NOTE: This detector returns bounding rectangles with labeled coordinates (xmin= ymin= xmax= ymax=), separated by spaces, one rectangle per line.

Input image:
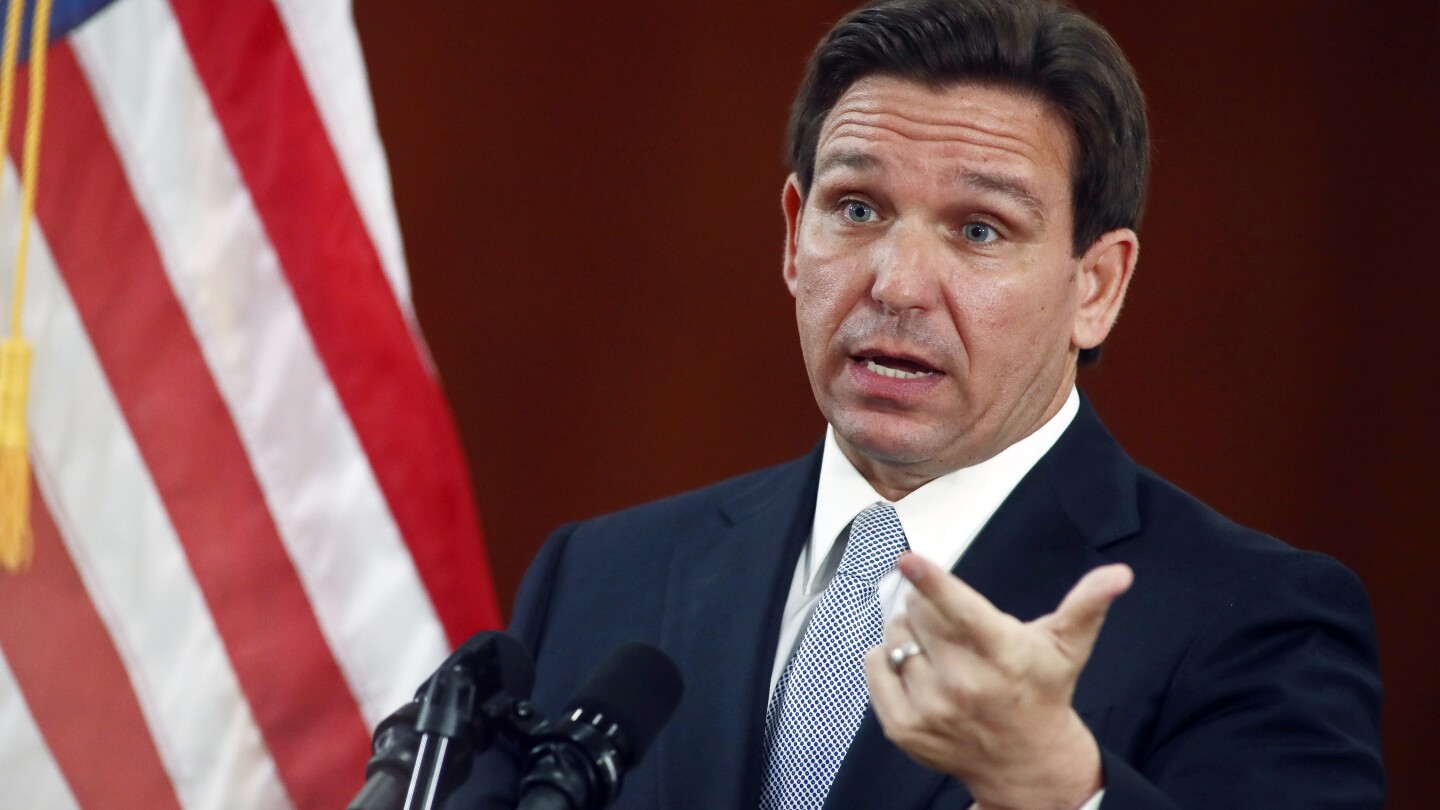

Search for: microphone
xmin=349 ymin=631 xmax=536 ymax=810
xmin=518 ymin=642 xmax=684 ymax=810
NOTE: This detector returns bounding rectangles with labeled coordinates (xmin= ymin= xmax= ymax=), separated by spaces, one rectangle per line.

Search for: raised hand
xmin=864 ymin=553 xmax=1133 ymax=810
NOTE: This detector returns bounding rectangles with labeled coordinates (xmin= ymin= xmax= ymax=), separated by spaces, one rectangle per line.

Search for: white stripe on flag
xmin=13 ymin=176 xmax=292 ymax=810
xmin=71 ymin=0 xmax=449 ymax=726
xmin=271 ymin=0 xmax=416 ymax=319
xmin=0 ymin=648 xmax=82 ymax=810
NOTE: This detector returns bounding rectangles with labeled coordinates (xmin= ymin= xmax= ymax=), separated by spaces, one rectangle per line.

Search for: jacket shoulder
xmin=1122 ymin=463 xmax=1352 ymax=601
xmin=508 ymin=449 xmax=818 ymax=645
xmin=565 ymin=450 xmax=819 ymax=545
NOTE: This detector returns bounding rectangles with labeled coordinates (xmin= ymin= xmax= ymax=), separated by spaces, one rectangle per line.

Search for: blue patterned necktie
xmin=759 ymin=502 xmax=910 ymax=810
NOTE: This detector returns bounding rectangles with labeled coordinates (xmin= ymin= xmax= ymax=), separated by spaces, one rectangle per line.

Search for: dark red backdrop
xmin=355 ymin=2 xmax=1438 ymax=802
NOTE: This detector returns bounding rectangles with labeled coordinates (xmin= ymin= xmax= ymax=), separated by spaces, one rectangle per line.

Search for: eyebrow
xmin=957 ymin=170 xmax=1047 ymax=223
xmin=813 ymin=149 xmax=880 ymax=180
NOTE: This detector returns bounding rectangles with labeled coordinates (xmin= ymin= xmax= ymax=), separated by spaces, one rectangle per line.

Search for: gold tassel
xmin=0 ymin=0 xmax=54 ymax=571
xmin=0 ymin=336 xmax=30 ymax=569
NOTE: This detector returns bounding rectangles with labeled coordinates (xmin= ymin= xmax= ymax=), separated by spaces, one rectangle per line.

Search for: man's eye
xmin=842 ymin=201 xmax=877 ymax=223
xmin=961 ymin=222 xmax=999 ymax=243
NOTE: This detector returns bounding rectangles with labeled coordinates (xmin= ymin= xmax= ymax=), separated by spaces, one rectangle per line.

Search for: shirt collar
xmin=805 ymin=387 xmax=1080 ymax=593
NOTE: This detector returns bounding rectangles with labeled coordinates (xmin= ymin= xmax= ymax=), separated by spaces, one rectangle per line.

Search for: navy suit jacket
xmin=446 ymin=398 xmax=1385 ymax=808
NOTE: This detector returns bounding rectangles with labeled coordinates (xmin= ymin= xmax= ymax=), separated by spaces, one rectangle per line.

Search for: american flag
xmin=0 ymin=0 xmax=500 ymax=807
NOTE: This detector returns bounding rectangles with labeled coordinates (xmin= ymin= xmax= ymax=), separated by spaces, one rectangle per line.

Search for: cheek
xmin=944 ymin=270 xmax=1074 ymax=368
xmin=944 ymin=275 xmax=1014 ymax=346
xmin=795 ymin=269 xmax=847 ymax=315
xmin=793 ymin=245 xmax=864 ymax=335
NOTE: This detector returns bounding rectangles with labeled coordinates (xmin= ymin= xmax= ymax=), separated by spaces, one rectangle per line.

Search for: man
xmin=446 ymin=1 xmax=1385 ymax=807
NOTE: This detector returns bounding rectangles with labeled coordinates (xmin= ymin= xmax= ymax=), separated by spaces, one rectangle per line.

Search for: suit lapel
xmin=657 ymin=447 xmax=821 ymax=810
xmin=825 ymin=398 xmax=1139 ymax=810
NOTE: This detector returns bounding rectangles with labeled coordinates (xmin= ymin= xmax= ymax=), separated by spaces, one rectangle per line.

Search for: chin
xmin=830 ymin=411 xmax=949 ymax=468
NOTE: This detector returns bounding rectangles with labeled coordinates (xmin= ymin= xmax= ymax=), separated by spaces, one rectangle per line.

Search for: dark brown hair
xmin=787 ymin=0 xmax=1149 ymax=363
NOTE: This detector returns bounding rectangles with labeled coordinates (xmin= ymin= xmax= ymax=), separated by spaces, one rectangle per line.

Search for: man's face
xmin=782 ymin=77 xmax=1135 ymax=495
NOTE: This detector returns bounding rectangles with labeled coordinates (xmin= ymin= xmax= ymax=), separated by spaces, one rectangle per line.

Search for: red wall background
xmin=354 ymin=2 xmax=1438 ymax=802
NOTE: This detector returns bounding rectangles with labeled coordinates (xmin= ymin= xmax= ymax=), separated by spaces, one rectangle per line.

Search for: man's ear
xmin=1072 ymin=228 xmax=1139 ymax=352
xmin=782 ymin=174 xmax=804 ymax=297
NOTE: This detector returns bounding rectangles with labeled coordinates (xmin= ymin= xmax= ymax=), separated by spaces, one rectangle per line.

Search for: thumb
xmin=1047 ymin=563 xmax=1133 ymax=659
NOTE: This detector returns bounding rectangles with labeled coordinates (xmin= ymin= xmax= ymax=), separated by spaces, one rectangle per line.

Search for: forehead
xmin=813 ymin=76 xmax=1073 ymax=199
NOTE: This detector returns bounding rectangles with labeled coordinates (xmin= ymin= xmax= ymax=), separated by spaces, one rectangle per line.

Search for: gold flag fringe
xmin=0 ymin=336 xmax=30 ymax=568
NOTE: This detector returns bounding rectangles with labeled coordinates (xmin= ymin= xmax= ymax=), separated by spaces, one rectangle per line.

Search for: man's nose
xmin=870 ymin=224 xmax=943 ymax=313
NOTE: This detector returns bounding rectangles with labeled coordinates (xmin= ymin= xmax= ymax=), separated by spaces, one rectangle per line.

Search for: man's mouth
xmin=855 ymin=355 xmax=939 ymax=380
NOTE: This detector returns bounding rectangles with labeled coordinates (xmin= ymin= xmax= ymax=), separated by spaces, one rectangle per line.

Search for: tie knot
xmin=837 ymin=503 xmax=908 ymax=584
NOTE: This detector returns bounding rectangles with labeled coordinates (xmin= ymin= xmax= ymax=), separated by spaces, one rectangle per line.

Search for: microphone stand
xmin=349 ymin=631 xmax=540 ymax=810
xmin=404 ymin=664 xmax=476 ymax=810
xmin=403 ymin=668 xmax=549 ymax=810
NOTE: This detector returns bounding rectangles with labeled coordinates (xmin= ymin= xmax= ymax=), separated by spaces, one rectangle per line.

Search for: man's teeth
xmin=864 ymin=358 xmax=935 ymax=379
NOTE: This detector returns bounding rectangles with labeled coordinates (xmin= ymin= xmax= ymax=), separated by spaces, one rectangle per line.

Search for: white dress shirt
xmin=766 ymin=387 xmax=1103 ymax=810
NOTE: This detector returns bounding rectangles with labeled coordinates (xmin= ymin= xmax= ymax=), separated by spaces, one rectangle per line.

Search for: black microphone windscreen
xmin=426 ymin=630 xmax=536 ymax=700
xmin=567 ymin=642 xmax=683 ymax=762
xmin=482 ymin=632 xmax=537 ymax=698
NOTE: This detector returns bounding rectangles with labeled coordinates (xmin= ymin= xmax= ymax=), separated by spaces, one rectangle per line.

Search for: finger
xmin=1047 ymin=563 xmax=1133 ymax=658
xmin=880 ymin=614 xmax=943 ymax=694
xmin=882 ymin=608 xmax=918 ymax=649
xmin=904 ymin=588 xmax=988 ymax=666
xmin=864 ymin=645 xmax=919 ymax=730
xmin=897 ymin=552 xmax=1008 ymax=653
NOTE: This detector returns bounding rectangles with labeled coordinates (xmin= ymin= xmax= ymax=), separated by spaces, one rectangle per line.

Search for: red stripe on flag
xmin=21 ymin=46 xmax=370 ymax=808
xmin=165 ymin=0 xmax=500 ymax=642
xmin=0 ymin=483 xmax=185 ymax=810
